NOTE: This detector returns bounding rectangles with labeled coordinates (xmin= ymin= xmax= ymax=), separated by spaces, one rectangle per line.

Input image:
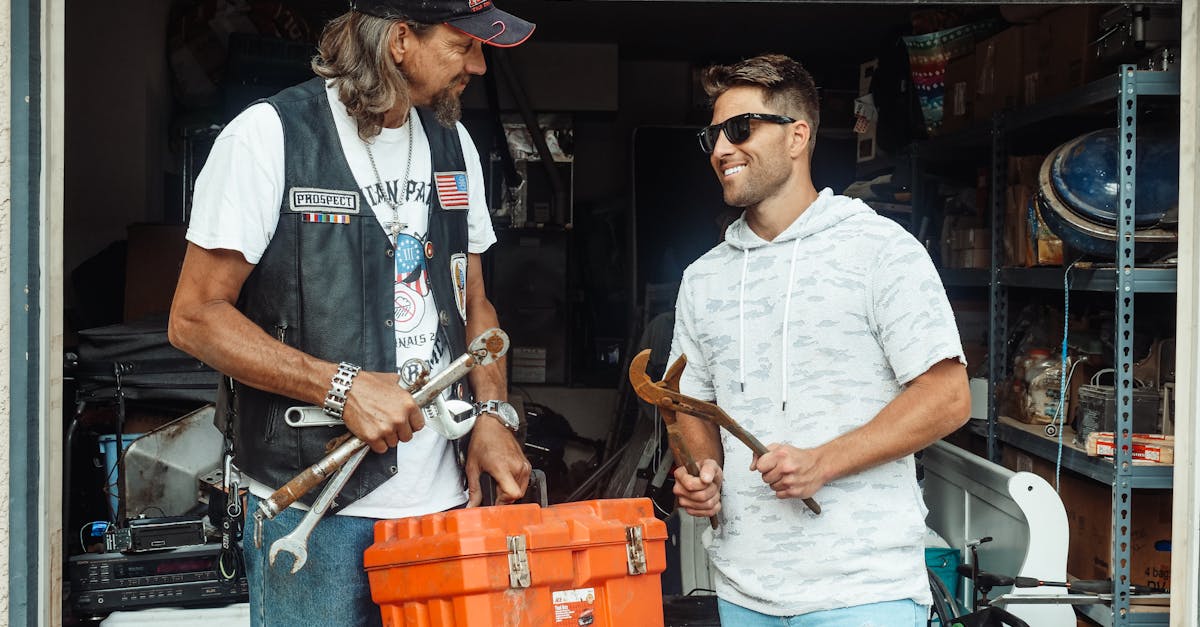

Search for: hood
xmin=724 ymin=188 xmax=874 ymax=410
xmin=723 ymin=188 xmax=873 ymax=249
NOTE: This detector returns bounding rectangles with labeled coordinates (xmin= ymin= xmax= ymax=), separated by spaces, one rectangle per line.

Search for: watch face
xmin=495 ymin=402 xmax=520 ymax=429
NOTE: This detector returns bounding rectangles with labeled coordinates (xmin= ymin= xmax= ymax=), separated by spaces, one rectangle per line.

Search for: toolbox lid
xmin=363 ymin=498 xmax=667 ymax=570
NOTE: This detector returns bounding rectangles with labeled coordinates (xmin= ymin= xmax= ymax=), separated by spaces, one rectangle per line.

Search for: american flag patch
xmin=434 ymin=171 xmax=470 ymax=209
xmin=302 ymin=213 xmax=351 ymax=224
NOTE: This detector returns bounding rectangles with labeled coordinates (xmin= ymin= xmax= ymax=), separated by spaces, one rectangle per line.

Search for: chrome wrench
xmin=267 ymin=446 xmax=368 ymax=574
xmin=286 ymin=399 xmax=476 ymax=439
xmin=255 ymin=328 xmax=509 ymax=521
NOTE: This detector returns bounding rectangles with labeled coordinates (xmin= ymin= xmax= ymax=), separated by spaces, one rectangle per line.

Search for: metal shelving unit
xmin=991 ymin=418 xmax=1174 ymax=489
xmin=915 ymin=66 xmax=1182 ymax=627
xmin=979 ymin=66 xmax=1180 ymax=627
xmin=996 ymin=266 xmax=1177 ymax=292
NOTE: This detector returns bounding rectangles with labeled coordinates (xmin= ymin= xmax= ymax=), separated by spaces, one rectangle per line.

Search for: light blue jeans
xmin=717 ymin=598 xmax=927 ymax=626
xmin=243 ymin=493 xmax=381 ymax=627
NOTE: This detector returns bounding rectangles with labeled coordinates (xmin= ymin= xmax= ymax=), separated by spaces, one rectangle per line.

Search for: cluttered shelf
xmin=1078 ymin=600 xmax=1171 ymax=627
xmin=1003 ymin=69 xmax=1181 ymax=132
xmin=919 ymin=70 xmax=1180 ymax=154
xmin=987 ymin=416 xmax=1174 ymax=490
xmin=997 ymin=265 xmax=1178 ymax=293
xmin=938 ymin=268 xmax=989 ymax=287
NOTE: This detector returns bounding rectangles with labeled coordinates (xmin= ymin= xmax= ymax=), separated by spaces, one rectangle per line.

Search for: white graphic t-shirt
xmin=187 ymin=82 xmax=495 ymax=518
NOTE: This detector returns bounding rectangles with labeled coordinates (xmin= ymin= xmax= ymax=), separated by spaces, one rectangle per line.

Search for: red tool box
xmin=365 ymin=498 xmax=668 ymax=627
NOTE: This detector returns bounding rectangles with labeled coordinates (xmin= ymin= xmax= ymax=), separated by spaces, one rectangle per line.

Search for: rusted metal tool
xmin=628 ymin=349 xmax=821 ymax=526
xmin=254 ymin=328 xmax=509 ymax=523
xmin=268 ymin=446 xmax=368 ymax=574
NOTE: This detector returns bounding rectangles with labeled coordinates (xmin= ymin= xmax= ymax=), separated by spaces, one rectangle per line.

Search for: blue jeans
xmin=717 ymin=598 xmax=927 ymax=626
xmin=243 ymin=493 xmax=381 ymax=627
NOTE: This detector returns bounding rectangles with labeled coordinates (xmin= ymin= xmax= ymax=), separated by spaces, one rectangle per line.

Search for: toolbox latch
xmin=506 ymin=535 xmax=531 ymax=589
xmin=625 ymin=526 xmax=647 ymax=575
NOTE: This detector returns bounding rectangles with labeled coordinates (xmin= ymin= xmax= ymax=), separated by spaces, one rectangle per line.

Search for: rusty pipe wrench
xmin=628 ymin=349 xmax=822 ymax=525
xmin=267 ymin=446 xmax=368 ymax=574
xmin=254 ymin=328 xmax=509 ymax=522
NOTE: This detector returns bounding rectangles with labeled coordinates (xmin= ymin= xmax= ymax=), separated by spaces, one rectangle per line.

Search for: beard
xmin=721 ymin=152 xmax=791 ymax=209
xmin=430 ymin=76 xmax=469 ymax=127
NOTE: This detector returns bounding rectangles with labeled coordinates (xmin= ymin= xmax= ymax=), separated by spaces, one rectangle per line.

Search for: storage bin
xmin=365 ymin=498 xmax=667 ymax=627
xmin=98 ymin=433 xmax=142 ymax=521
xmin=1075 ymin=384 xmax=1162 ymax=442
xmin=925 ymin=547 xmax=961 ymax=600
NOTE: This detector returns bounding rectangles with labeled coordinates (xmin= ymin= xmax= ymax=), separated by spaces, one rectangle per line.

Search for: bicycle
xmin=928 ymin=536 xmax=1162 ymax=627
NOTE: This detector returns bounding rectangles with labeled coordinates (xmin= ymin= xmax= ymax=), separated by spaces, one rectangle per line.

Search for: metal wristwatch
xmin=474 ymin=400 xmax=520 ymax=432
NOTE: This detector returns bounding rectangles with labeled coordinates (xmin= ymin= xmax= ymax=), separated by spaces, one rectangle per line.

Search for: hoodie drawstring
xmin=738 ymin=249 xmax=748 ymax=392
xmin=780 ymin=238 xmax=801 ymax=411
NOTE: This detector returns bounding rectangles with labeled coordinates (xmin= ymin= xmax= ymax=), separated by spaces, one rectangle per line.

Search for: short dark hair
xmin=701 ymin=53 xmax=820 ymax=140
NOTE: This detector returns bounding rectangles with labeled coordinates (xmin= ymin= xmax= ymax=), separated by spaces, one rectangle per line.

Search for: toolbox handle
xmin=1090 ymin=368 xmax=1151 ymax=388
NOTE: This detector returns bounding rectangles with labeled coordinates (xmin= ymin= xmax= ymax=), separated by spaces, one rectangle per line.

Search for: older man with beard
xmin=168 ymin=2 xmax=534 ymax=624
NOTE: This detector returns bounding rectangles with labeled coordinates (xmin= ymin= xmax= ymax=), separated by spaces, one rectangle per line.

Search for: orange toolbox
xmin=365 ymin=497 xmax=668 ymax=627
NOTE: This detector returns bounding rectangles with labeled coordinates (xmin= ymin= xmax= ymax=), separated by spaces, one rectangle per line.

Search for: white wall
xmin=0 ymin=0 xmax=13 ymax=615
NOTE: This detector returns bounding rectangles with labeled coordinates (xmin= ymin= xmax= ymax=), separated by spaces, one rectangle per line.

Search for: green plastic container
xmin=925 ymin=547 xmax=961 ymax=599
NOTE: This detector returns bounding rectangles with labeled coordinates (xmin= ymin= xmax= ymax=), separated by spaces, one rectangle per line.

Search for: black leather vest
xmin=221 ymin=78 xmax=471 ymax=512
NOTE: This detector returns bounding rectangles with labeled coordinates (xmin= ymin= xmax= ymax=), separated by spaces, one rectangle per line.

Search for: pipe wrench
xmin=628 ymin=349 xmax=822 ymax=528
xmin=254 ymin=328 xmax=509 ymax=523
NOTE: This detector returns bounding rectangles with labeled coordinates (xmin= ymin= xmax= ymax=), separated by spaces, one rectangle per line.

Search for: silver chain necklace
xmin=364 ymin=113 xmax=414 ymax=239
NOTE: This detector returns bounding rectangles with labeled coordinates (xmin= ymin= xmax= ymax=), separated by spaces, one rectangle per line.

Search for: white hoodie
xmin=669 ymin=188 xmax=964 ymax=615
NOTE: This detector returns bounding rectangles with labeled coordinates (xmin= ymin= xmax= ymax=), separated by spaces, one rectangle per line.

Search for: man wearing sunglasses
xmin=668 ymin=54 xmax=970 ymax=626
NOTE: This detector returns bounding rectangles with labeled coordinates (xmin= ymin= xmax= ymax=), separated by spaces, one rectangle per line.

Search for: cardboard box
xmin=1001 ymin=450 xmax=1173 ymax=590
xmin=1033 ymin=6 xmax=1107 ymax=102
xmin=1019 ymin=24 xmax=1042 ymax=105
xmin=960 ymin=248 xmax=991 ymax=269
xmin=1085 ymin=432 xmax=1175 ymax=464
xmin=974 ymin=27 xmax=1026 ymax=120
xmin=942 ymin=52 xmax=975 ymax=132
xmin=998 ymin=154 xmax=1046 ymax=265
xmin=124 ymin=224 xmax=188 ymax=322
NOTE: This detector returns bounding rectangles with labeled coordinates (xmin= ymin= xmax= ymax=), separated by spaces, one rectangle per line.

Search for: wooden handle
xmin=259 ymin=438 xmax=367 ymax=518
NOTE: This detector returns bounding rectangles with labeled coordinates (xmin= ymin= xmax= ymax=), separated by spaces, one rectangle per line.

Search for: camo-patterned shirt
xmin=669 ymin=188 xmax=964 ymax=616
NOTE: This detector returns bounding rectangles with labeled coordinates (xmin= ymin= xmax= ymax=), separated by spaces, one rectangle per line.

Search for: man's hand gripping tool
xmin=254 ymin=328 xmax=509 ymax=528
xmin=628 ymin=349 xmax=821 ymax=528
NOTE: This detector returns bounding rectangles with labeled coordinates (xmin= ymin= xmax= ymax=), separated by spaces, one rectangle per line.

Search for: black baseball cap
xmin=352 ymin=0 xmax=535 ymax=47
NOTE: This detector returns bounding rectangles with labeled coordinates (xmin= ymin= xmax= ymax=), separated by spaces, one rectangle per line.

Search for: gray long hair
xmin=312 ymin=11 xmax=432 ymax=141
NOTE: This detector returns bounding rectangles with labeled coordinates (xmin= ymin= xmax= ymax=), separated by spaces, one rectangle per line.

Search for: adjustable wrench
xmin=268 ymin=446 xmax=368 ymax=574
xmin=255 ymin=328 xmax=509 ymax=521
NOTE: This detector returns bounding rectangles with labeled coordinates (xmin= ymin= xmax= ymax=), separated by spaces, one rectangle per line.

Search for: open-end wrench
xmin=255 ymin=328 xmax=509 ymax=521
xmin=268 ymin=446 xmax=368 ymax=574
xmin=285 ymin=399 xmax=476 ymax=439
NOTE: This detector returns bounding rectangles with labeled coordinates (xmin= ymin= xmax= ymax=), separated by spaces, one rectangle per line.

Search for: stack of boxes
xmin=943 ymin=7 xmax=1105 ymax=133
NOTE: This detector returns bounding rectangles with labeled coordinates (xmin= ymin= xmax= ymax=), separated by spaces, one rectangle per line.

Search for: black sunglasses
xmin=697 ymin=112 xmax=797 ymax=153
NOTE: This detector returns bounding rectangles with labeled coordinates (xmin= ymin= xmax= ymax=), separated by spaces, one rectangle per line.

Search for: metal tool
xmin=286 ymin=398 xmax=475 ymax=438
xmin=268 ymin=447 xmax=368 ymax=574
xmin=255 ymin=328 xmax=509 ymax=521
xmin=628 ymin=349 xmax=822 ymax=527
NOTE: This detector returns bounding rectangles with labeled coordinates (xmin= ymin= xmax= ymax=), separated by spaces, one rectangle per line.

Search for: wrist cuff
xmin=323 ymin=362 xmax=361 ymax=419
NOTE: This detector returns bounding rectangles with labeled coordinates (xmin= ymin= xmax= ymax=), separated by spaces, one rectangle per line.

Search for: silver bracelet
xmin=323 ymin=362 xmax=361 ymax=419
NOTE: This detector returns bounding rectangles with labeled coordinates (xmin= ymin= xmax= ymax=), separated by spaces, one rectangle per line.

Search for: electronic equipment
xmin=69 ymin=544 xmax=247 ymax=615
xmin=105 ymin=516 xmax=207 ymax=553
